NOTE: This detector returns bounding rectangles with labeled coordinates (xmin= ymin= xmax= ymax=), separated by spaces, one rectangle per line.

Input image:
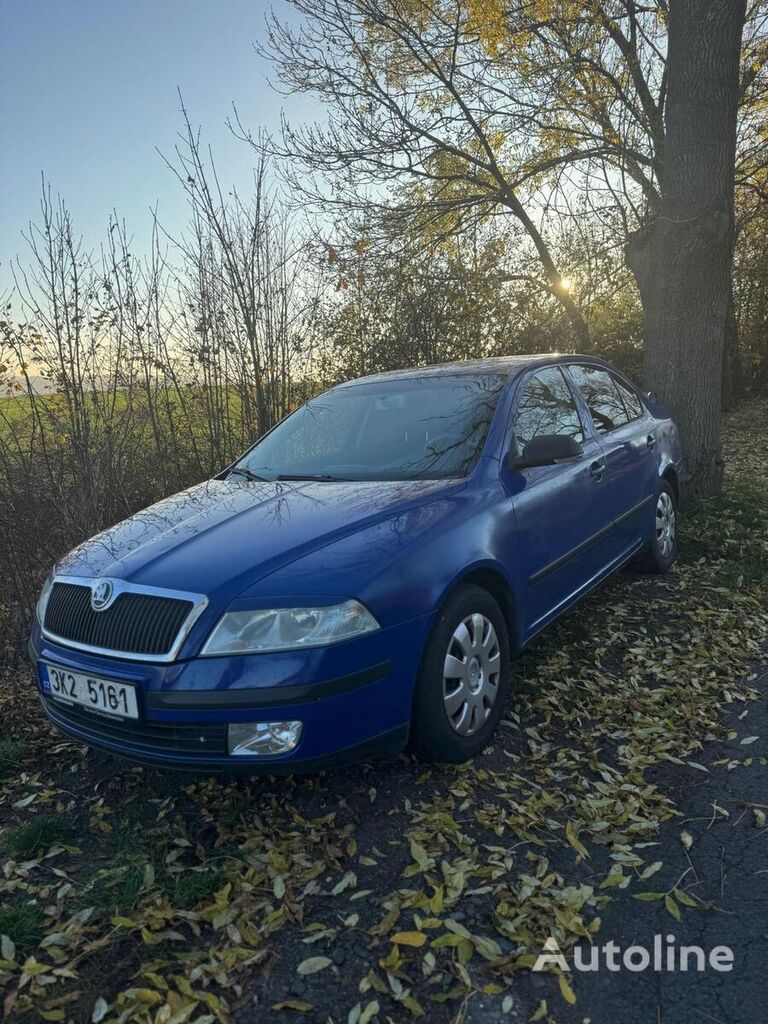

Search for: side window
xmin=514 ymin=367 xmax=584 ymax=449
xmin=612 ymin=375 xmax=644 ymax=420
xmin=569 ymin=364 xmax=629 ymax=434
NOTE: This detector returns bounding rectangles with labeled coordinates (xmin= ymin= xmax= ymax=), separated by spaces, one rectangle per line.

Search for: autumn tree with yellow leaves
xmin=265 ymin=0 xmax=767 ymax=497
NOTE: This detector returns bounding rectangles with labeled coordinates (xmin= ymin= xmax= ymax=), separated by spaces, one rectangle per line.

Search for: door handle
xmin=646 ymin=433 xmax=656 ymax=451
xmin=590 ymin=458 xmax=606 ymax=482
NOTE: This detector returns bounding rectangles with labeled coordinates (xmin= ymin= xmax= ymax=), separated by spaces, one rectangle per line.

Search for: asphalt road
xmin=497 ymin=662 xmax=768 ymax=1024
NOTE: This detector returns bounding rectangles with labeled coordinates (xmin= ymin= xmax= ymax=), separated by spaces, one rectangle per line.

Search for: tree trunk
xmin=626 ymin=0 xmax=746 ymax=500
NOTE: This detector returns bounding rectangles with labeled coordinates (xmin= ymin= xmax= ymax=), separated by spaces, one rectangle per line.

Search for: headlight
xmin=201 ymin=599 xmax=380 ymax=655
xmin=36 ymin=572 xmax=55 ymax=624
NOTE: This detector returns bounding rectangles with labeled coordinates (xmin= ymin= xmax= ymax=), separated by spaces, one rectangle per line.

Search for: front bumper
xmin=28 ymin=613 xmax=432 ymax=772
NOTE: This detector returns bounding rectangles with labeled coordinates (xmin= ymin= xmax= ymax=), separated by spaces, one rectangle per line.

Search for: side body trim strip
xmin=529 ymin=494 xmax=653 ymax=584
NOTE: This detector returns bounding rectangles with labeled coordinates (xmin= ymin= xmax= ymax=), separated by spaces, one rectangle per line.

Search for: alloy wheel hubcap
xmin=656 ymin=491 xmax=676 ymax=558
xmin=443 ymin=613 xmax=501 ymax=736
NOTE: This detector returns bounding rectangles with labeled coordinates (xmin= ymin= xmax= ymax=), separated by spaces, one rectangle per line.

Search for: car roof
xmin=335 ymin=353 xmax=610 ymax=388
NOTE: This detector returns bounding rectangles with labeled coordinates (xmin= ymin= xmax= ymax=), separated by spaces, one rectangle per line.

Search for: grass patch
xmin=682 ymin=479 xmax=768 ymax=587
xmin=84 ymin=860 xmax=223 ymax=914
xmin=165 ymin=869 xmax=223 ymax=909
xmin=85 ymin=862 xmax=147 ymax=914
xmin=0 ymin=740 xmax=26 ymax=780
xmin=5 ymin=814 xmax=76 ymax=858
xmin=0 ymin=904 xmax=44 ymax=954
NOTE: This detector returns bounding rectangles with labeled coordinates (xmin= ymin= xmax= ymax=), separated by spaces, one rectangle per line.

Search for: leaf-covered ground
xmin=1 ymin=403 xmax=767 ymax=1024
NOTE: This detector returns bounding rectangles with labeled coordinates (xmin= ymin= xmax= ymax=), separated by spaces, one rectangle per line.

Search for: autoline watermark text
xmin=533 ymin=934 xmax=734 ymax=973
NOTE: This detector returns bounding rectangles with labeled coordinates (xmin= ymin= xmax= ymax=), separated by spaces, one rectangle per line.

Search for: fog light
xmin=228 ymin=721 xmax=303 ymax=756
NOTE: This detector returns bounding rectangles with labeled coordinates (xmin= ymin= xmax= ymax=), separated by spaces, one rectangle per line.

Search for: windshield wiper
xmin=229 ymin=467 xmax=269 ymax=482
xmin=276 ymin=473 xmax=350 ymax=482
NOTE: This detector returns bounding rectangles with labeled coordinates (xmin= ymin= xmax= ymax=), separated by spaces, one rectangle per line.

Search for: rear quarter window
xmin=612 ymin=375 xmax=644 ymax=420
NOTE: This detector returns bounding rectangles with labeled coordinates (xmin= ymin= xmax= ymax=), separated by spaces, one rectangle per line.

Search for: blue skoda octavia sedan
xmin=30 ymin=355 xmax=682 ymax=770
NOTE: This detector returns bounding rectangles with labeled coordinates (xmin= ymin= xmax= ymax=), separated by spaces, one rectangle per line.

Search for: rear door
xmin=565 ymin=363 xmax=657 ymax=560
xmin=504 ymin=365 xmax=610 ymax=636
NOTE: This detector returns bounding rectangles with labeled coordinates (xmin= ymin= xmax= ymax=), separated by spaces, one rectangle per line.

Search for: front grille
xmin=42 ymin=696 xmax=228 ymax=757
xmin=44 ymin=583 xmax=194 ymax=657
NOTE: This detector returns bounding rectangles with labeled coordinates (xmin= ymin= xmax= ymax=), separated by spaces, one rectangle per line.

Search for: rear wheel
xmin=636 ymin=479 xmax=678 ymax=573
xmin=410 ymin=584 xmax=510 ymax=762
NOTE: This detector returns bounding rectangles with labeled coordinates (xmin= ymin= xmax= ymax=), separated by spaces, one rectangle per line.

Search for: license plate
xmin=40 ymin=663 xmax=139 ymax=720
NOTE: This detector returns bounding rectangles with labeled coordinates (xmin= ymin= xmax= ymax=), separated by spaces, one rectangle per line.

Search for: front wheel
xmin=409 ymin=584 xmax=511 ymax=763
xmin=636 ymin=479 xmax=678 ymax=574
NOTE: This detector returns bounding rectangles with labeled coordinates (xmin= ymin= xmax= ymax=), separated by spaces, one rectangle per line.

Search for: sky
xmin=0 ymin=0 xmax=316 ymax=294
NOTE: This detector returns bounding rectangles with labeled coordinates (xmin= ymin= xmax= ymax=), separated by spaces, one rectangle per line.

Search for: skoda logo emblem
xmin=91 ymin=579 xmax=115 ymax=611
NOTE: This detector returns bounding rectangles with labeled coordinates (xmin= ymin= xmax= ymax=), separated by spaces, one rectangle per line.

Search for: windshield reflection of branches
xmin=395 ymin=379 xmax=502 ymax=478
xmin=241 ymin=374 xmax=505 ymax=481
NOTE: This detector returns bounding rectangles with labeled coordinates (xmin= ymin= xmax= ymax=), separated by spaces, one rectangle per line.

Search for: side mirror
xmin=512 ymin=434 xmax=583 ymax=469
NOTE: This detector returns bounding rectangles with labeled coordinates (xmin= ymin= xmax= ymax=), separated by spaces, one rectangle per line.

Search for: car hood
xmin=56 ymin=476 xmax=459 ymax=601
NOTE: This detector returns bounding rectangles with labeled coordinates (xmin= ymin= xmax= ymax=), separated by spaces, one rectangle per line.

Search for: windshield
xmin=236 ymin=373 xmax=506 ymax=482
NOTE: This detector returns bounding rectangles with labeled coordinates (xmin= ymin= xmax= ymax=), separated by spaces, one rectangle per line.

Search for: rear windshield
xmin=237 ymin=374 xmax=507 ymax=481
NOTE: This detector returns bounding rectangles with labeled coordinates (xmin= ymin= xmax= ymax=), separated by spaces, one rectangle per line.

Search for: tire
xmin=410 ymin=584 xmax=511 ymax=763
xmin=636 ymin=479 xmax=678 ymax=574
